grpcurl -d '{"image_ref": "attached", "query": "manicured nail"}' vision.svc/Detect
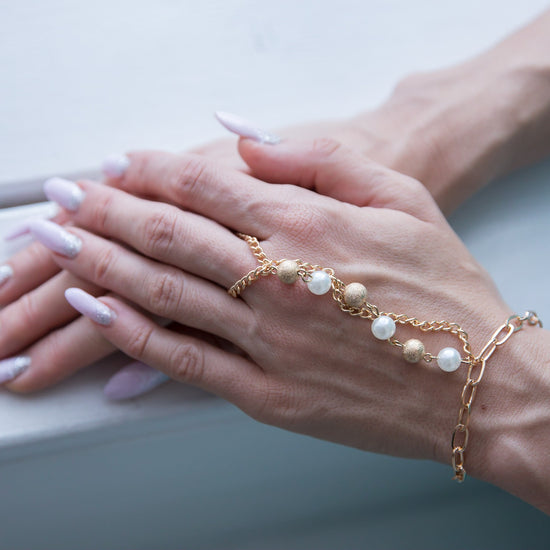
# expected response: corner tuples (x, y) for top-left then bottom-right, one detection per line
(28, 219), (82, 258)
(0, 264), (13, 287)
(43, 177), (85, 212)
(215, 111), (281, 144)
(0, 356), (31, 384)
(102, 154), (130, 178)
(65, 288), (115, 326)
(104, 361), (170, 400)
(3, 207), (60, 241)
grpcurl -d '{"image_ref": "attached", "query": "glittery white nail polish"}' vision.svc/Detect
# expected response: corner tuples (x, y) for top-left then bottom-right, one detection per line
(102, 154), (130, 178)
(28, 219), (82, 258)
(3, 206), (60, 241)
(65, 288), (116, 326)
(0, 264), (13, 287)
(104, 362), (170, 400)
(0, 356), (31, 384)
(215, 111), (281, 144)
(43, 177), (85, 212)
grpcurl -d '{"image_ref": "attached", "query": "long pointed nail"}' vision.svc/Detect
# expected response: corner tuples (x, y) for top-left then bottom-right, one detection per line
(43, 177), (85, 212)
(0, 265), (13, 288)
(28, 219), (82, 258)
(65, 288), (115, 326)
(0, 356), (31, 384)
(104, 362), (170, 400)
(102, 154), (130, 178)
(3, 207), (61, 241)
(215, 111), (281, 144)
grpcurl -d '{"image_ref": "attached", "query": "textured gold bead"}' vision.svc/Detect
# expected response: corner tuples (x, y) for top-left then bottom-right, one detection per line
(277, 260), (299, 284)
(343, 282), (367, 308)
(403, 339), (425, 363)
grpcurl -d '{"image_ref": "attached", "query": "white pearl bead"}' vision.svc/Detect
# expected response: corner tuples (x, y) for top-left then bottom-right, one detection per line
(437, 347), (462, 372)
(306, 270), (332, 295)
(371, 316), (396, 340)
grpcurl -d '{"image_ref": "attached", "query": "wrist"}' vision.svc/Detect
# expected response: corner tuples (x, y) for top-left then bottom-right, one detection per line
(468, 326), (550, 513)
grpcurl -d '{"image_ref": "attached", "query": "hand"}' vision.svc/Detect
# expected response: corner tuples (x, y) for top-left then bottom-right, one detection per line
(23, 142), (527, 470)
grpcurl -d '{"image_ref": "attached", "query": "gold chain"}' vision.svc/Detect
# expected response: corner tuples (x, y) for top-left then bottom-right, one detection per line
(451, 311), (543, 481)
(230, 234), (474, 362)
(229, 234), (543, 481)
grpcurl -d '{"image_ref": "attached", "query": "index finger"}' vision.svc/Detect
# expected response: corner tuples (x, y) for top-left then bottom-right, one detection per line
(105, 150), (300, 235)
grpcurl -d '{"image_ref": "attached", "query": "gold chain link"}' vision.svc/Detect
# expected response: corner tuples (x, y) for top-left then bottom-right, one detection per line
(229, 234), (543, 482)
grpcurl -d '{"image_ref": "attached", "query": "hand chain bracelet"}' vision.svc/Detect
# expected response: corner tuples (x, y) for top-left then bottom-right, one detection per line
(228, 233), (543, 482)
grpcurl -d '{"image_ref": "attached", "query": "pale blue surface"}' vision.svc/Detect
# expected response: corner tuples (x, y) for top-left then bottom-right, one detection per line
(0, 402), (549, 550)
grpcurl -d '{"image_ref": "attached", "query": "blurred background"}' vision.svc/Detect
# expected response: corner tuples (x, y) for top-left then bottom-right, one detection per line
(1, 1), (550, 548)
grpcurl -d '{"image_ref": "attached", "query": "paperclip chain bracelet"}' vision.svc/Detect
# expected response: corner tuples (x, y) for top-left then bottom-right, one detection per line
(229, 234), (543, 481)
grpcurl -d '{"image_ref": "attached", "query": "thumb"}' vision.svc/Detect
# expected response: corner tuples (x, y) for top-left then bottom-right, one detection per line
(239, 137), (437, 219)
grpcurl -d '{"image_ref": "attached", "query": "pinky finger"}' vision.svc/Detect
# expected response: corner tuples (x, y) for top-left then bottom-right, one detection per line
(65, 288), (266, 408)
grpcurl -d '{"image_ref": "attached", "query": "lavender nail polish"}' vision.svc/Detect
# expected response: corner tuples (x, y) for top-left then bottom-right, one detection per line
(104, 362), (170, 400)
(65, 287), (115, 326)
(102, 154), (130, 178)
(215, 111), (281, 144)
(43, 177), (85, 212)
(0, 264), (13, 287)
(28, 219), (82, 258)
(0, 356), (31, 384)
(3, 207), (61, 241)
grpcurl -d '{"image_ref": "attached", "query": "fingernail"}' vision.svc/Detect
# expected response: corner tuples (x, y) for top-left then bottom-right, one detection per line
(215, 111), (281, 145)
(3, 207), (60, 241)
(0, 356), (31, 384)
(0, 265), (13, 287)
(104, 361), (170, 400)
(28, 219), (82, 258)
(102, 154), (130, 178)
(43, 177), (85, 212)
(65, 288), (115, 326)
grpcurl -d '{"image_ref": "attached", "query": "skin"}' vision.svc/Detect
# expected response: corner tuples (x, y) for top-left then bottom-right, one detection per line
(19, 141), (550, 513)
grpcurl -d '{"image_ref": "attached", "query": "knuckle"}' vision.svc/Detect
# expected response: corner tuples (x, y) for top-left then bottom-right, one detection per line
(91, 190), (116, 232)
(126, 323), (155, 360)
(250, 377), (301, 428)
(146, 270), (184, 317)
(93, 246), (118, 285)
(171, 154), (209, 201)
(311, 137), (343, 158)
(19, 291), (40, 327)
(170, 343), (204, 384)
(141, 207), (179, 257)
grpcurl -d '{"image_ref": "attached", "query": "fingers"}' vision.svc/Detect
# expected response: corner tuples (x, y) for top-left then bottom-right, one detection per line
(3, 314), (116, 393)
(66, 290), (266, 409)
(238, 137), (440, 220)
(62, 181), (255, 286)
(30, 220), (253, 345)
(0, 241), (60, 306)
(103, 149), (292, 235)
(0, 270), (101, 357)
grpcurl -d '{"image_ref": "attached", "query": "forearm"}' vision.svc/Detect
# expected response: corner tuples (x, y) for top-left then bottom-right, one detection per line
(353, 9), (550, 214)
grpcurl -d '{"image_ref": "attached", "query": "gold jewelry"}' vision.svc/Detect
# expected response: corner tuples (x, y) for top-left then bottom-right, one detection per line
(229, 233), (543, 481)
